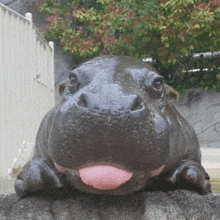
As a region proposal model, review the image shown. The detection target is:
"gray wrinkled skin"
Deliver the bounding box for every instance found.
[15,56,211,198]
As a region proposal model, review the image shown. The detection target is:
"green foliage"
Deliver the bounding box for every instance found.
[38,0,220,92]
[154,0,220,91]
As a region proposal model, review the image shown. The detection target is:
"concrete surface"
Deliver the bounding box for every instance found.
[0,0,219,194]
[0,190,220,219]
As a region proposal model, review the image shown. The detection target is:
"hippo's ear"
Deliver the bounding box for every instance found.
[58,80,68,96]
[164,84,179,102]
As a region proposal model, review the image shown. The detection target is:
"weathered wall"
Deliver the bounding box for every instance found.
[176,88,220,183]
[176,88,220,149]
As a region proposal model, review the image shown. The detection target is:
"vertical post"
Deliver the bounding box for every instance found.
[25,12,32,23]
[0,4,4,177]
[49,41,55,93]
[49,41,54,50]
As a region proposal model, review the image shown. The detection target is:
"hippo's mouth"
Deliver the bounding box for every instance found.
[54,162,165,190]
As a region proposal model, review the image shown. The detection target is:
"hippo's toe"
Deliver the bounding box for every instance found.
[15,179,27,198]
[14,158,65,198]
[167,160,212,194]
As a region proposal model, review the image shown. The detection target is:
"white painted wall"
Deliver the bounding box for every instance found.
[0,3,54,177]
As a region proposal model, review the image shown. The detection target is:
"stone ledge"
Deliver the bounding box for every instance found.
[0,190,220,219]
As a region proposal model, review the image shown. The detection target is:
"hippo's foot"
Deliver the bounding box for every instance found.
[141,160,211,195]
[166,160,212,194]
[15,158,66,198]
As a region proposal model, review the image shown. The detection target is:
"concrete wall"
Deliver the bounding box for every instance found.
[176,88,220,148]
[176,88,220,180]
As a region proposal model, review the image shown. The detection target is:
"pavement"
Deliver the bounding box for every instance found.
[201,148,220,179]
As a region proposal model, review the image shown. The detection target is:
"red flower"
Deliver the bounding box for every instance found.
[196,2,207,10]
[46,15,57,23]
[212,0,220,6]
[210,0,220,11]
[87,39,95,45]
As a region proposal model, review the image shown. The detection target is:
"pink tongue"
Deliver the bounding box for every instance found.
[79,165,133,190]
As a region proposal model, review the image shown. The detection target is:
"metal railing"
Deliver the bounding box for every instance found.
[143,51,220,63]
[0,3,55,177]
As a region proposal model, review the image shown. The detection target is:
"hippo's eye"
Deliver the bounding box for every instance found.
[68,72,80,93]
[69,72,78,85]
[152,78,163,92]
[148,77,164,98]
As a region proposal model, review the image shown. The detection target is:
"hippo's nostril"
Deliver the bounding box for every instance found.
[78,94,88,108]
[131,96,143,111]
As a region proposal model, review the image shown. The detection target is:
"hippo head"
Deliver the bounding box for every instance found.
[48,56,175,195]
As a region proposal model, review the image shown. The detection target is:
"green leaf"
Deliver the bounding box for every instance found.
[194,24,200,29]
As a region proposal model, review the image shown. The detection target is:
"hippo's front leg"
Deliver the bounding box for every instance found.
[15,157,65,198]
[167,160,212,194]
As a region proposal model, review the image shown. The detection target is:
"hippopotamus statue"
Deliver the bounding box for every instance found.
[15,56,211,198]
